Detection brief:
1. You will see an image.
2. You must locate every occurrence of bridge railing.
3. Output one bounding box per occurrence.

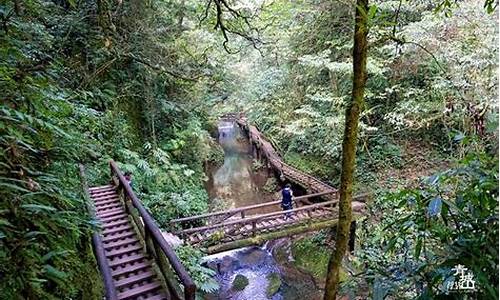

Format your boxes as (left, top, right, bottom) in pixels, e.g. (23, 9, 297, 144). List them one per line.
(110, 161, 196, 300)
(175, 199, 348, 244)
(170, 190, 337, 229)
(242, 123, 338, 196)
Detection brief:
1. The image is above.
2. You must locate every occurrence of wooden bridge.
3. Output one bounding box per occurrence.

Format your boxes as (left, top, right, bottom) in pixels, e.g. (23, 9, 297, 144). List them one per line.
(235, 113, 339, 201)
(170, 191, 366, 254)
(169, 113, 367, 254)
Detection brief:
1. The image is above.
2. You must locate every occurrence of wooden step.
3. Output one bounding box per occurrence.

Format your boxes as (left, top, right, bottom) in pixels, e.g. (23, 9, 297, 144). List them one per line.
(95, 198, 121, 207)
(98, 208, 125, 219)
(117, 282, 162, 300)
(102, 219, 129, 229)
(102, 231, 136, 243)
(90, 185, 114, 191)
(261, 220, 272, 227)
(108, 253, 146, 268)
(112, 261, 151, 277)
(97, 207, 123, 216)
(96, 202, 122, 211)
(104, 237, 140, 250)
(93, 194, 120, 202)
(100, 213, 128, 223)
(114, 270, 155, 289)
(92, 190, 117, 198)
(106, 244, 143, 258)
(104, 224, 133, 236)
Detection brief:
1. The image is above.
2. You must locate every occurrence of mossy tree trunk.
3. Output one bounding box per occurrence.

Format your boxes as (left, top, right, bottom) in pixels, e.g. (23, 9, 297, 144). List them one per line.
(324, 0, 368, 299)
(96, 0, 114, 33)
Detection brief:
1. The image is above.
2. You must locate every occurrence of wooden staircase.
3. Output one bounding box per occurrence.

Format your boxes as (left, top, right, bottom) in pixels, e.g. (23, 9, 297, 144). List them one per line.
(90, 184, 169, 300)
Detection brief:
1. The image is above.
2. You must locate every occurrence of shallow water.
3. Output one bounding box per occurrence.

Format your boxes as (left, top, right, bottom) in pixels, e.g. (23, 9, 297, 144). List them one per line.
(204, 246, 283, 300)
(207, 121, 274, 214)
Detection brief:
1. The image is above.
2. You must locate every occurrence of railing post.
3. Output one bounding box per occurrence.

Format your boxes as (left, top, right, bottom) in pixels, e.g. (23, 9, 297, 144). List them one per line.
(349, 221, 356, 253)
(252, 220, 257, 236)
(241, 211, 245, 219)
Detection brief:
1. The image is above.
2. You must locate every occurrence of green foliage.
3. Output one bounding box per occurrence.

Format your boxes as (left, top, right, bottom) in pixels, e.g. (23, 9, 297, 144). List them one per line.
(207, 141, 225, 165)
(292, 236, 331, 280)
(284, 152, 333, 181)
(354, 154, 498, 299)
(251, 159, 265, 171)
(175, 245, 219, 294)
(0, 0, 224, 296)
(1, 0, 498, 297)
(117, 137, 210, 229)
(262, 177, 279, 193)
(222, 0, 497, 189)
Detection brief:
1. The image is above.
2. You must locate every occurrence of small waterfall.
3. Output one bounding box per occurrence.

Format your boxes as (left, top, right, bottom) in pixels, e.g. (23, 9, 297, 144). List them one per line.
(203, 246, 284, 300)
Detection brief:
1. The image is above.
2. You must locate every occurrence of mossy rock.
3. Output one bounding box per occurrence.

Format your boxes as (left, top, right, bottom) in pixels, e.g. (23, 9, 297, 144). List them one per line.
(232, 274, 249, 291)
(291, 238, 329, 280)
(266, 272, 282, 298)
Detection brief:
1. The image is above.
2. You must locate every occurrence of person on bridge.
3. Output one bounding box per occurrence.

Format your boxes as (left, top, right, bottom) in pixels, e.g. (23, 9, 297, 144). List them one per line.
(281, 183, 294, 219)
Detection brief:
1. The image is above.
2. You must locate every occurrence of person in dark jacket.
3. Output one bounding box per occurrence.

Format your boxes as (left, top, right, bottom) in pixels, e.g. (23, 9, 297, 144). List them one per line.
(281, 183, 294, 219)
(124, 171, 133, 189)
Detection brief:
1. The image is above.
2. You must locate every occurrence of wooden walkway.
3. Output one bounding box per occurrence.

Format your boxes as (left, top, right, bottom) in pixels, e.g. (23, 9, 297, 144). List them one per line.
(89, 185, 169, 300)
(235, 115, 338, 201)
(170, 192, 366, 253)
(81, 162, 195, 300)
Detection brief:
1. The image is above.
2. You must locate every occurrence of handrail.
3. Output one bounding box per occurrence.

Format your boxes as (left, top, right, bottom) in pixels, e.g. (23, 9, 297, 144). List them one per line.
(109, 161, 196, 300)
(243, 122, 338, 193)
(177, 199, 339, 235)
(170, 190, 337, 225)
(79, 165, 118, 300)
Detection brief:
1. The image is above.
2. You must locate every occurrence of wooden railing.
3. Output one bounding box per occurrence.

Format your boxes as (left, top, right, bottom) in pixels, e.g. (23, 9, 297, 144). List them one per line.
(174, 199, 346, 244)
(79, 165, 118, 300)
(170, 190, 337, 228)
(109, 161, 196, 300)
(239, 121, 338, 196)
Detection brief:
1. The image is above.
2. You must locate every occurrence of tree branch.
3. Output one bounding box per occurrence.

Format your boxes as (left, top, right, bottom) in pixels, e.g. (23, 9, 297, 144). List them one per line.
(124, 54, 202, 82)
(201, 0, 266, 54)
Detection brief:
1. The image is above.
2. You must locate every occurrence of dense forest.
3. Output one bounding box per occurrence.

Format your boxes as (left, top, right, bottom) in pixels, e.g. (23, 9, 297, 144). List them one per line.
(1, 0, 498, 299)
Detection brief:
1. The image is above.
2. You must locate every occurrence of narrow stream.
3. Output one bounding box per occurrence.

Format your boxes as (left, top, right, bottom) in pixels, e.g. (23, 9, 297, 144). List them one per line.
(212, 121, 260, 208)
(206, 121, 276, 215)
(203, 120, 322, 300)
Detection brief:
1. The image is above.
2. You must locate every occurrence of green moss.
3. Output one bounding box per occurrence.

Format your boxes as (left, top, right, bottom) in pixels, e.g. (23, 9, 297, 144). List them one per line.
(263, 177, 278, 193)
(284, 152, 332, 180)
(266, 272, 282, 297)
(291, 237, 348, 283)
(232, 274, 249, 291)
(292, 237, 330, 280)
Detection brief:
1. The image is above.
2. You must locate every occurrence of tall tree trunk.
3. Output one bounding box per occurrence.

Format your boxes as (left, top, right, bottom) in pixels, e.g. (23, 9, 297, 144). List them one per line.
(324, 0, 368, 299)
(97, 0, 115, 32)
